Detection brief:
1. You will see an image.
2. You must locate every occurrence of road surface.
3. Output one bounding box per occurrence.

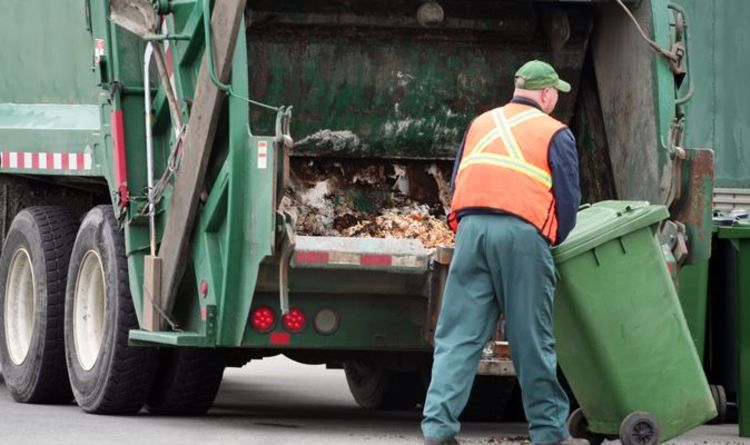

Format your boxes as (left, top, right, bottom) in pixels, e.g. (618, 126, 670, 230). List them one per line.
(0, 356, 744, 444)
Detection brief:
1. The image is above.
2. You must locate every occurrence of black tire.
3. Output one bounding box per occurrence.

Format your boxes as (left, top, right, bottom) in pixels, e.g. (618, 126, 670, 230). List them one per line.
(460, 375, 515, 421)
(0, 207, 77, 403)
(709, 384, 727, 425)
(146, 348, 225, 415)
(619, 412, 661, 445)
(344, 361, 424, 411)
(567, 408, 605, 445)
(64, 205, 157, 414)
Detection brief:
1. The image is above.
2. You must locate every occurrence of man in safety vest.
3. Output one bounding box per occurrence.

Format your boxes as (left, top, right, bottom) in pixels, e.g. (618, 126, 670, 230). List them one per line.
(422, 60, 583, 445)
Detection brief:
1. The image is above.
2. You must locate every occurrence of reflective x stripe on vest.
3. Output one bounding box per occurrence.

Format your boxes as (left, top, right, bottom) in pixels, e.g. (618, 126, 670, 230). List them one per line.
(459, 108, 552, 188)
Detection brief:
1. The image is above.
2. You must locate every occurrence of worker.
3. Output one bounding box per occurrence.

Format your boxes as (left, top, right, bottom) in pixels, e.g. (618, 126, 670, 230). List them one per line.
(422, 60, 583, 445)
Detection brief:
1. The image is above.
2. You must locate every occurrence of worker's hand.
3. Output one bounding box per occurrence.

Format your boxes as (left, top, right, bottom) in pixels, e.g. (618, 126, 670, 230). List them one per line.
(447, 211, 459, 233)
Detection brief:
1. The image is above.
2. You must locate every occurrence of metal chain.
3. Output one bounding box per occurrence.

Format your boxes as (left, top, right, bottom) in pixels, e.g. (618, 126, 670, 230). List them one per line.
(139, 126, 185, 217)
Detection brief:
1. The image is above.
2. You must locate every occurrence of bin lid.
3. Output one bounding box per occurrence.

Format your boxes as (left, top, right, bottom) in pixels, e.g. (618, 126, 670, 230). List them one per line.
(553, 201, 669, 263)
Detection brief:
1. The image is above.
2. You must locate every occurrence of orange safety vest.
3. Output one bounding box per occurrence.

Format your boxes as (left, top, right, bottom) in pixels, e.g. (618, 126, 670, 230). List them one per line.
(451, 102, 566, 244)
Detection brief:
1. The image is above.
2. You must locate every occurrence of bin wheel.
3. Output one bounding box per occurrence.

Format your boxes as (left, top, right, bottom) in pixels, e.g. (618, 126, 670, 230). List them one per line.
(619, 412, 661, 445)
(709, 384, 727, 425)
(566, 408, 605, 445)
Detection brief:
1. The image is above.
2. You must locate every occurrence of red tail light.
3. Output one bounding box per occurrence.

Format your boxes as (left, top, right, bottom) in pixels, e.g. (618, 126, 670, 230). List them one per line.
(282, 308, 307, 333)
(251, 307, 276, 333)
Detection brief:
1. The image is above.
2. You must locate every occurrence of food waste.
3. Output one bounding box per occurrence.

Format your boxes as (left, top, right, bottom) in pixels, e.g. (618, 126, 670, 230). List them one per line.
(279, 159, 455, 249)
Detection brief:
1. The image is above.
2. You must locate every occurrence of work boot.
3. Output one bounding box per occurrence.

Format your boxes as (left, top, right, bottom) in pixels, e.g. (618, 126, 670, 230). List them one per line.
(424, 437, 459, 445)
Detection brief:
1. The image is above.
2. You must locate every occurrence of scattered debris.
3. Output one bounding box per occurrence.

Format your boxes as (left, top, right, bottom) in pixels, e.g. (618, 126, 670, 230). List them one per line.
(341, 204, 455, 248)
(279, 158, 455, 248)
(487, 436, 530, 445)
(427, 163, 453, 212)
(293, 130, 361, 155)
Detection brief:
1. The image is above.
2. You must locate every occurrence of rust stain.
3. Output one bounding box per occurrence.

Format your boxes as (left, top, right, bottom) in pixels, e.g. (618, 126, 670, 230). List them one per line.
(671, 149, 715, 262)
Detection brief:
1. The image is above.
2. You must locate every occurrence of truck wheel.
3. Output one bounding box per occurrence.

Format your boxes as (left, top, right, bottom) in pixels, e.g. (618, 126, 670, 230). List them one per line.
(344, 361, 424, 410)
(0, 207, 77, 403)
(146, 348, 225, 415)
(64, 205, 157, 414)
(619, 412, 661, 445)
(460, 375, 515, 421)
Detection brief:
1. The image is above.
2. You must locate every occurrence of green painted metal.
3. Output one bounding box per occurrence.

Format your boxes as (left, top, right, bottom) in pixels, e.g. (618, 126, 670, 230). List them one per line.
(243, 292, 429, 351)
(252, 265, 432, 350)
(649, 0, 680, 176)
(554, 201, 716, 440)
(0, 1, 104, 178)
(156, 2, 280, 346)
(669, 148, 715, 265)
(0, 104, 99, 129)
(0, 104, 102, 176)
(246, 1, 593, 159)
(130, 305, 217, 347)
(588, 0, 682, 205)
(0, 1, 99, 104)
(0, 0, 723, 357)
(716, 225, 750, 437)
(676, 0, 750, 189)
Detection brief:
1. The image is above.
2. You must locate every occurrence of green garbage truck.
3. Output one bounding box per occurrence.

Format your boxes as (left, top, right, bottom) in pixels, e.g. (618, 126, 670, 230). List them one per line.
(0, 0, 734, 422)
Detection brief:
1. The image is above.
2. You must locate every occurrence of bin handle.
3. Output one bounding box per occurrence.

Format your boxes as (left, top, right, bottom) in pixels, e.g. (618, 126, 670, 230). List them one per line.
(578, 203, 592, 211)
(623, 202, 650, 213)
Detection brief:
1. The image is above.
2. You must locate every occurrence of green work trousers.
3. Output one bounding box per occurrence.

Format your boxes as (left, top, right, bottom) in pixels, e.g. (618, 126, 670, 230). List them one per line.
(421, 214, 569, 444)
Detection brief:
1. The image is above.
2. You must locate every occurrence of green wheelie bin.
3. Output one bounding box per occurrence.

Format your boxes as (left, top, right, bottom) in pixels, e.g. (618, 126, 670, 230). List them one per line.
(553, 201, 717, 445)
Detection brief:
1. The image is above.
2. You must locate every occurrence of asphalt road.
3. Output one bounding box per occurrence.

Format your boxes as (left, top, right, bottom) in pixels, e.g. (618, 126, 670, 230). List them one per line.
(0, 356, 744, 445)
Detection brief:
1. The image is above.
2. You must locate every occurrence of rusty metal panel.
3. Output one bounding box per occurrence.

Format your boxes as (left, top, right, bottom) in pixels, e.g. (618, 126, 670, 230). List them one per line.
(669, 148, 715, 264)
(246, 1, 594, 158)
(591, 0, 672, 205)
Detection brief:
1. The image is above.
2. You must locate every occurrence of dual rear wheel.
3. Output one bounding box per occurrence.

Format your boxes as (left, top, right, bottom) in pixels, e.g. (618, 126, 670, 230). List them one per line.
(0, 207, 76, 404)
(0, 205, 224, 415)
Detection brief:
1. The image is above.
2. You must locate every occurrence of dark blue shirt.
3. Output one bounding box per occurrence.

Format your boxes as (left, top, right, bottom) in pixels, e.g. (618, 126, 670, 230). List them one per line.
(450, 97, 581, 244)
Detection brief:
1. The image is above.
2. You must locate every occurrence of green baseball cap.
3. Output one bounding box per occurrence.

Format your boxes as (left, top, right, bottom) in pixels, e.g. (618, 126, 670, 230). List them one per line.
(514, 60, 571, 93)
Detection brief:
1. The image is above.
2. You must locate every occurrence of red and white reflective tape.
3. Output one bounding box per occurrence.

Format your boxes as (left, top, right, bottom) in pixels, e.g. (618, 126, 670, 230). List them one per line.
(0, 152, 93, 171)
(294, 251, 426, 270)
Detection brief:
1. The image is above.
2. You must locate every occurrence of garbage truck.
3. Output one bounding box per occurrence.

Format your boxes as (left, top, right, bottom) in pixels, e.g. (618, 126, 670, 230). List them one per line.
(0, 0, 732, 422)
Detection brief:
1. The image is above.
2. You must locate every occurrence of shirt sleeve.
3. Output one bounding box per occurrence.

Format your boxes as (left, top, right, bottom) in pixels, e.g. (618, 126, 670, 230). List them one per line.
(548, 128, 581, 244)
(450, 129, 469, 196)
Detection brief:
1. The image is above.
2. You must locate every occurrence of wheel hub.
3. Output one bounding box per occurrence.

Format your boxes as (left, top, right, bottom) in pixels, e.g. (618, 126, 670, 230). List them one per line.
(73, 250, 107, 371)
(4, 249, 36, 365)
(632, 421, 654, 445)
